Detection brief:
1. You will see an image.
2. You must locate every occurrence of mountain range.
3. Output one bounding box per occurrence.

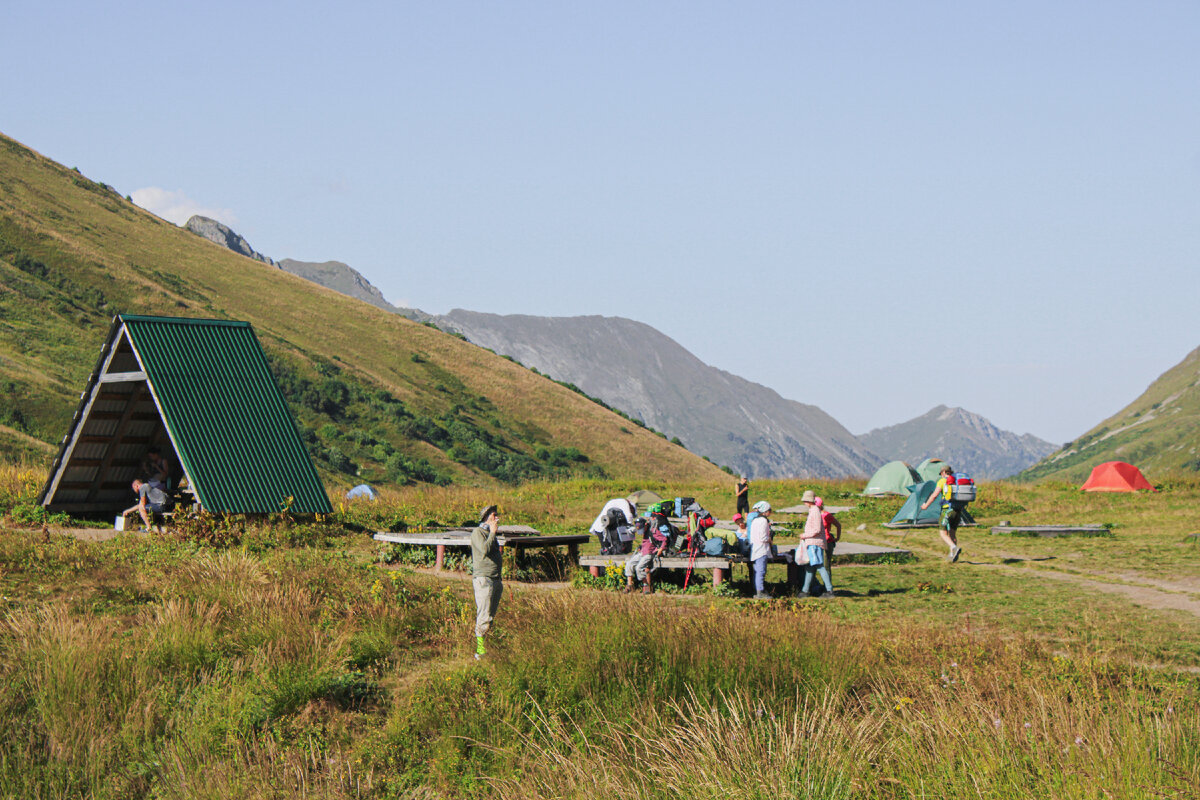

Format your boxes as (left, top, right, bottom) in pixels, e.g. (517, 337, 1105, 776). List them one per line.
(172, 167, 1200, 484)
(857, 405, 1058, 480)
(180, 233, 1067, 479)
(437, 310, 881, 478)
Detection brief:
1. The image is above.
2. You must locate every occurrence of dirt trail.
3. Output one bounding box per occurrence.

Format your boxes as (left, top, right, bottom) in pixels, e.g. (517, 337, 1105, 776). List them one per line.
(975, 560, 1200, 620)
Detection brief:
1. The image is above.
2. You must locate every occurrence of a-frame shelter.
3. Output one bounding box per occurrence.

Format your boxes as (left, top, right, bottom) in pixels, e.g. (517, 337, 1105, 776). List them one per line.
(39, 315, 332, 516)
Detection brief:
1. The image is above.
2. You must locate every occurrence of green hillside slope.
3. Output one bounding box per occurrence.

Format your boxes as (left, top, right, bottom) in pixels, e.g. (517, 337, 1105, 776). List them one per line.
(0, 132, 727, 487)
(1019, 345, 1200, 483)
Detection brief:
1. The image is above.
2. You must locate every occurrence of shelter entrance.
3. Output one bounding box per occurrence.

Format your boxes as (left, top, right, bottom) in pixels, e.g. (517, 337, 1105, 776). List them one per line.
(40, 327, 180, 514)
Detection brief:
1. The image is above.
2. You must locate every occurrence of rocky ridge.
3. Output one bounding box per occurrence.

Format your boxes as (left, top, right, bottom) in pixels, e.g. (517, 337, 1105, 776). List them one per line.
(858, 405, 1058, 479)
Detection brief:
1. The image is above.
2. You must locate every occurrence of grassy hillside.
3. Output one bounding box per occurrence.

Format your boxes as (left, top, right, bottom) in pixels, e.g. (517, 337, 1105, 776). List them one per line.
(0, 132, 727, 489)
(1020, 345, 1200, 483)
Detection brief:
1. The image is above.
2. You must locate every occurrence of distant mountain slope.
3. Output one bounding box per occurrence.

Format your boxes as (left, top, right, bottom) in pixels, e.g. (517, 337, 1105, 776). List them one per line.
(436, 310, 882, 479)
(858, 406, 1058, 480)
(0, 131, 726, 487)
(277, 259, 404, 316)
(1019, 346, 1200, 483)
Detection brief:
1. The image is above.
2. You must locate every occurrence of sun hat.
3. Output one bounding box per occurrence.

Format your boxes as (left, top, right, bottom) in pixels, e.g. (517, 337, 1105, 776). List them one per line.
(732, 513, 745, 523)
(478, 504, 498, 524)
(800, 489, 816, 504)
(752, 500, 771, 513)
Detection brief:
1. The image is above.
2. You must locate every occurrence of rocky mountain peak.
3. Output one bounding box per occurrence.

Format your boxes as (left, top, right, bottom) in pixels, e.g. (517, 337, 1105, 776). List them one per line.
(184, 215, 275, 266)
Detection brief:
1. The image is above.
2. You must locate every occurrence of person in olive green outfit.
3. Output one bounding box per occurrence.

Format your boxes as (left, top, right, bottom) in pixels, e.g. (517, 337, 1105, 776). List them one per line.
(471, 504, 503, 659)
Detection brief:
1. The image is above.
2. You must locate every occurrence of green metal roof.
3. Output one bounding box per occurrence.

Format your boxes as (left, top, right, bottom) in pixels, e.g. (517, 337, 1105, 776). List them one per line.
(122, 315, 332, 514)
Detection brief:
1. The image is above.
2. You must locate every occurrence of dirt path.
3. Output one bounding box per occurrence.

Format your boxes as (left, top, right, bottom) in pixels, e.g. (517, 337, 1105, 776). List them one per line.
(974, 559, 1200, 619)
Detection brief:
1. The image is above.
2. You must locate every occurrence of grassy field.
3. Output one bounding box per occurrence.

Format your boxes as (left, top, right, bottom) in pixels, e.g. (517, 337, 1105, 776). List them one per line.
(2, 466, 1198, 798)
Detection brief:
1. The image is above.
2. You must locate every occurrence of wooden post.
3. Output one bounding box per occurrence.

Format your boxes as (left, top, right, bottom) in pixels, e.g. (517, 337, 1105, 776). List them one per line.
(589, 565, 602, 578)
(568, 543, 579, 562)
(712, 566, 726, 586)
(435, 544, 445, 570)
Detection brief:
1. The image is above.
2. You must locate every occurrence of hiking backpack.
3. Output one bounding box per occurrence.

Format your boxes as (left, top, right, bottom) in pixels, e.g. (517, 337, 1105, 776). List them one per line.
(945, 474, 977, 506)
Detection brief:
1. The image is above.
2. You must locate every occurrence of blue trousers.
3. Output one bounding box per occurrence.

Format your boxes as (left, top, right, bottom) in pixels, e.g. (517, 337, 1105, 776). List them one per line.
(753, 555, 768, 593)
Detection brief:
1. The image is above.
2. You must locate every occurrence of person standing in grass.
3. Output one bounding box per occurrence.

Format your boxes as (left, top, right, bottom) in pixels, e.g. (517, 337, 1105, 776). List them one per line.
(799, 490, 834, 598)
(471, 504, 503, 659)
(920, 464, 963, 562)
(749, 500, 774, 599)
(735, 476, 750, 516)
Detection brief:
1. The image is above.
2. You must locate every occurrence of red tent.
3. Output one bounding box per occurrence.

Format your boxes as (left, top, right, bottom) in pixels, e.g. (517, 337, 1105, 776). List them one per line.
(1080, 461, 1156, 492)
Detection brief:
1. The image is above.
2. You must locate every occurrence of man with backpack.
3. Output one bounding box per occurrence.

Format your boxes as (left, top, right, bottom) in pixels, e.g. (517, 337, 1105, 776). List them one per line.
(920, 464, 970, 562)
(589, 497, 636, 554)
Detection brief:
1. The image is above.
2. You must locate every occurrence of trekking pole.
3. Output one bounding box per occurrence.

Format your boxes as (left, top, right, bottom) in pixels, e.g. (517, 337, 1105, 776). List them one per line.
(683, 537, 697, 589)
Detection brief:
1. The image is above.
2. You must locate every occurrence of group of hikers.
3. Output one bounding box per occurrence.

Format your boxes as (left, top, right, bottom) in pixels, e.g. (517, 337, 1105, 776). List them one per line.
(589, 462, 973, 598)
(588, 486, 843, 599)
(463, 463, 973, 660)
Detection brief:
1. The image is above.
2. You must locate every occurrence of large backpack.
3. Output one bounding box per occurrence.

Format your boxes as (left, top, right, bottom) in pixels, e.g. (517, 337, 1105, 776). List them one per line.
(648, 500, 675, 518)
(945, 474, 977, 508)
(597, 508, 633, 555)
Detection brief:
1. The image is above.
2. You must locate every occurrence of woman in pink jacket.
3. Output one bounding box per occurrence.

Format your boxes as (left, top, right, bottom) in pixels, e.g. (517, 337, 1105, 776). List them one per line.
(799, 490, 834, 598)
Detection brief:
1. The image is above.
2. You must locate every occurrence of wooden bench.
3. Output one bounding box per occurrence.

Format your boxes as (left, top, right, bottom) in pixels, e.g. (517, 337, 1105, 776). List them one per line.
(580, 540, 914, 588)
(373, 528, 592, 570)
(580, 551, 798, 588)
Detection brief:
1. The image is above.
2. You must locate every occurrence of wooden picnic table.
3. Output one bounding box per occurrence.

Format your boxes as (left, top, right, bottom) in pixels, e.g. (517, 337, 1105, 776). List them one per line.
(373, 527, 592, 570)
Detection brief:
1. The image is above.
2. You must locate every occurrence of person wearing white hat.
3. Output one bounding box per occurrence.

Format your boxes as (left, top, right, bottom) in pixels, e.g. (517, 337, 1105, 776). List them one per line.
(800, 491, 834, 598)
(749, 500, 773, 598)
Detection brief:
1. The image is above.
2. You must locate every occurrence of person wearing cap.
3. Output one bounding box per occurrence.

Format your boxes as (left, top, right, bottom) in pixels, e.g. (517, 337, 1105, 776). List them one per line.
(920, 464, 963, 562)
(731, 512, 751, 557)
(471, 504, 503, 659)
(624, 514, 669, 594)
(799, 490, 834, 598)
(749, 500, 774, 599)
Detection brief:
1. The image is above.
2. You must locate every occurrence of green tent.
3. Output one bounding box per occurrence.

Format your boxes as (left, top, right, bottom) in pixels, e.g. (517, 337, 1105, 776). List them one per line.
(887, 481, 976, 527)
(916, 458, 948, 482)
(863, 461, 922, 496)
(626, 489, 663, 515)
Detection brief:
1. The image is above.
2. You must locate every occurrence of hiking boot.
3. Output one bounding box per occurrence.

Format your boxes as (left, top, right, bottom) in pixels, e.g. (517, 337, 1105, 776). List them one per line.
(753, 592, 771, 600)
(641, 585, 653, 594)
(820, 591, 835, 599)
(950, 546, 962, 563)
(621, 584, 635, 594)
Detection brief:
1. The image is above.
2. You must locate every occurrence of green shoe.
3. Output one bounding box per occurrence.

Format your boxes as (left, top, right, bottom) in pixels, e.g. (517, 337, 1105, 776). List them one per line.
(475, 636, 486, 659)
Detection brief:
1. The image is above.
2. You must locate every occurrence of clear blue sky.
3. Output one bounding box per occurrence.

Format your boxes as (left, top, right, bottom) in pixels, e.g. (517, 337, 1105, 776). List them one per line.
(5, 1, 1198, 444)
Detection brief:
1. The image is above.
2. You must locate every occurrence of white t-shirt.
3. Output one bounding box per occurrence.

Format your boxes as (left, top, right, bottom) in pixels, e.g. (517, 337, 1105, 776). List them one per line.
(749, 516, 772, 561)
